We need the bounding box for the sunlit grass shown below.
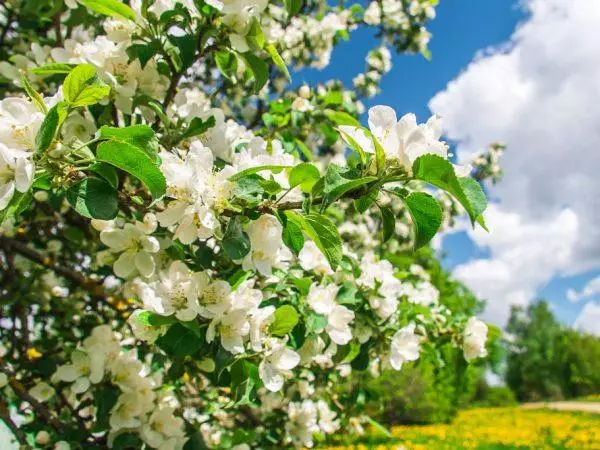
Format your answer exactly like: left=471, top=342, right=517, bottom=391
left=326, top=407, right=600, bottom=449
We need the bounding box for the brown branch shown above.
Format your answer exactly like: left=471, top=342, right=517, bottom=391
left=0, top=399, right=30, bottom=448
left=0, top=361, right=65, bottom=433
left=0, top=235, right=129, bottom=315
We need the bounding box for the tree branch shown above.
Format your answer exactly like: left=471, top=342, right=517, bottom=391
left=0, top=235, right=129, bottom=315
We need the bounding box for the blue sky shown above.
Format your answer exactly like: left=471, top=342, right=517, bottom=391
left=296, top=0, right=600, bottom=331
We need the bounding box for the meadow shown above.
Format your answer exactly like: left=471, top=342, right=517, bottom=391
left=327, top=407, right=600, bottom=450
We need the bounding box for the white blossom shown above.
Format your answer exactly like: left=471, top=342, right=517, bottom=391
left=259, top=338, right=300, bottom=392
left=389, top=323, right=420, bottom=371
left=463, top=317, right=488, bottom=362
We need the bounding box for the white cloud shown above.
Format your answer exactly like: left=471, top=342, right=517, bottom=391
left=574, top=301, right=600, bottom=336
left=451, top=205, right=579, bottom=325
left=430, top=0, right=600, bottom=325
left=566, top=275, right=600, bottom=303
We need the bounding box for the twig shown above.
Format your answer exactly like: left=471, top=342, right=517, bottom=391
left=0, top=235, right=129, bottom=315
left=0, top=361, right=65, bottom=433
left=0, top=400, right=30, bottom=448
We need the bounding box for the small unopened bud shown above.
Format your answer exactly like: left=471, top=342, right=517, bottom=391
left=36, top=430, right=51, bottom=445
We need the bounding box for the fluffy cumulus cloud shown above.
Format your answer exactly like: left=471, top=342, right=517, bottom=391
left=429, top=0, right=600, bottom=325
left=574, top=302, right=600, bottom=336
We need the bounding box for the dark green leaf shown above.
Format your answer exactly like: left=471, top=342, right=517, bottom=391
left=66, top=177, right=119, bottom=220
left=156, top=323, right=205, bottom=358
left=35, top=106, right=59, bottom=153
left=182, top=116, right=216, bottom=140
left=285, top=211, right=342, bottom=270
left=241, top=52, right=269, bottom=93
left=112, top=433, right=144, bottom=450
left=282, top=219, right=304, bottom=254
left=93, top=386, right=119, bottom=431
left=378, top=205, right=395, bottom=243
left=222, top=216, right=251, bottom=260
left=89, top=162, right=119, bottom=189
left=412, top=154, right=487, bottom=226
left=96, top=140, right=166, bottom=200
left=215, top=50, right=238, bottom=80
left=0, top=191, right=33, bottom=225
left=99, top=125, right=159, bottom=160
left=135, top=311, right=177, bottom=327
left=402, top=192, right=443, bottom=249
left=284, top=0, right=302, bottom=16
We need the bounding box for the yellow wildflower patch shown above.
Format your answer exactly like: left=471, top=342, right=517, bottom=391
left=326, top=407, right=600, bottom=449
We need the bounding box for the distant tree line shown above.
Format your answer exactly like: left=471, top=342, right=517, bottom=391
left=506, top=301, right=600, bottom=401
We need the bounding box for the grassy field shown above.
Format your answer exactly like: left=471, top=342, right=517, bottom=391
left=327, top=407, right=600, bottom=450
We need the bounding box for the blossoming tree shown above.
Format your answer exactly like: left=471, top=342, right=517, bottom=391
left=0, top=0, right=498, bottom=448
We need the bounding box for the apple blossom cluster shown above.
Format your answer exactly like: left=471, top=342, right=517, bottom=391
left=0, top=0, right=497, bottom=448
left=353, top=46, right=393, bottom=98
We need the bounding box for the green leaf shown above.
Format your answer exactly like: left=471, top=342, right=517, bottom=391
left=66, top=177, right=119, bottom=220
left=71, top=84, right=111, bottom=107
left=222, top=216, right=251, bottom=260
left=245, top=17, right=265, bottom=51
left=156, top=323, right=205, bottom=358
left=215, top=50, right=238, bottom=81
left=88, top=162, right=115, bottom=189
left=241, top=52, right=269, bottom=93
left=229, top=165, right=290, bottom=182
left=337, top=126, right=367, bottom=167
left=96, top=140, right=166, bottom=200
left=229, top=359, right=261, bottom=406
left=181, top=116, right=216, bottom=140
left=168, top=34, right=197, bottom=71
left=112, top=433, right=144, bottom=450
left=288, top=163, right=320, bottom=193
left=93, top=386, right=119, bottom=431
left=233, top=175, right=264, bottom=204
left=323, top=164, right=376, bottom=205
left=282, top=219, right=304, bottom=254
left=135, top=311, right=177, bottom=327
left=284, top=0, right=303, bottom=16
left=35, top=105, right=59, bottom=153
left=285, top=211, right=342, bottom=270
left=77, top=0, right=136, bottom=21
left=305, top=313, right=328, bottom=334
left=354, top=190, right=377, bottom=213
left=412, top=154, right=487, bottom=226
left=20, top=74, right=47, bottom=113
left=62, top=64, right=98, bottom=104
left=99, top=125, right=159, bottom=160
left=126, top=41, right=162, bottom=68
left=0, top=191, right=32, bottom=225
left=458, top=177, right=488, bottom=228
left=378, top=205, right=395, bottom=243
left=402, top=192, right=443, bottom=249
left=265, top=44, right=290, bottom=81
left=325, top=109, right=361, bottom=127
left=364, top=416, right=392, bottom=438
left=29, top=63, right=77, bottom=76
left=270, top=305, right=300, bottom=336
